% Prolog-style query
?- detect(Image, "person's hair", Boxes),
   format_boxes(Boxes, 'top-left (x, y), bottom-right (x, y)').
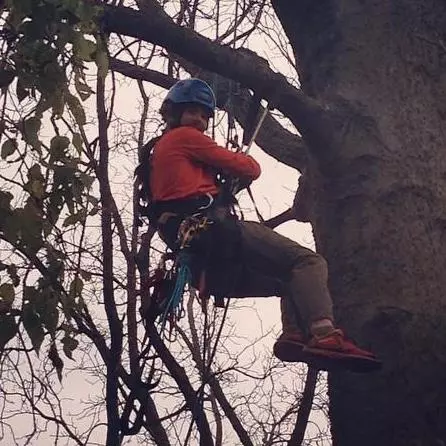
top-left (159, 100), bottom-right (212, 128)
top-left (159, 100), bottom-right (186, 128)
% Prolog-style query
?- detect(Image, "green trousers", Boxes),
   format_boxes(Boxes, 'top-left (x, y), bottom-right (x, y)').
top-left (206, 219), bottom-right (334, 334)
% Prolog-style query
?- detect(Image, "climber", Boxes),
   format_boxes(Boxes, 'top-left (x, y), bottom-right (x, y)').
top-left (137, 78), bottom-right (381, 373)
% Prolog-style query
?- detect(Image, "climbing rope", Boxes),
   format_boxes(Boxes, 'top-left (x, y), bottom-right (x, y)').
top-left (228, 97), bottom-right (269, 223)
top-left (241, 102), bottom-right (269, 156)
top-left (159, 251), bottom-right (191, 332)
top-left (144, 213), bottom-right (212, 339)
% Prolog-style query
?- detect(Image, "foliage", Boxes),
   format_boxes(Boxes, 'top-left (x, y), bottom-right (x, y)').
top-left (0, 0), bottom-right (106, 379)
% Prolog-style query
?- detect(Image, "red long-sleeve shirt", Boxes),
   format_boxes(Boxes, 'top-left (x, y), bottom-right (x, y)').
top-left (150, 126), bottom-right (261, 201)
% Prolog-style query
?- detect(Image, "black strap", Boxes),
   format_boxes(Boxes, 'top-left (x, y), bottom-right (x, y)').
top-left (151, 194), bottom-right (217, 221)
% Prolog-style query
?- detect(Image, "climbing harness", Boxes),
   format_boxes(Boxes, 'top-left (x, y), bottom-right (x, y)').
top-left (177, 215), bottom-right (213, 249)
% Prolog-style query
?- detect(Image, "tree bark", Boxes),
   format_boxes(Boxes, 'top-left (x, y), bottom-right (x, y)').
top-left (273, 1), bottom-right (446, 445)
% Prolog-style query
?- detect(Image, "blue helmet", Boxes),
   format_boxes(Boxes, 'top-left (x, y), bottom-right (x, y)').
top-left (163, 78), bottom-right (216, 116)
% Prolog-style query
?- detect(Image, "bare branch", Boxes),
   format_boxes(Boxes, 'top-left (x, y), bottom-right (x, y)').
top-left (147, 324), bottom-right (214, 444)
top-left (288, 368), bottom-right (319, 446)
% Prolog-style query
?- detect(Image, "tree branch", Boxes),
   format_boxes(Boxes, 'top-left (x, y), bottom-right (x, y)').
top-left (263, 208), bottom-right (297, 229)
top-left (147, 324), bottom-right (214, 445)
top-left (101, 3), bottom-right (334, 157)
top-left (110, 58), bottom-right (308, 171)
top-left (287, 367), bottom-right (319, 446)
top-left (177, 297), bottom-right (254, 446)
top-left (97, 72), bottom-right (122, 446)
top-left (117, 365), bottom-right (172, 446)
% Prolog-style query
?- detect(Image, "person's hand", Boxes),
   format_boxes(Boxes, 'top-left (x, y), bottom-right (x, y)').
top-left (234, 176), bottom-right (253, 192)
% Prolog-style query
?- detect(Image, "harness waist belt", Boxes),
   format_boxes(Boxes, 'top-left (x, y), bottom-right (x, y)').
top-left (150, 193), bottom-right (218, 223)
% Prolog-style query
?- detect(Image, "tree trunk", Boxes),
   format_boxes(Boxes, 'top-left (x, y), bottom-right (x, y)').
top-left (273, 1), bottom-right (446, 445)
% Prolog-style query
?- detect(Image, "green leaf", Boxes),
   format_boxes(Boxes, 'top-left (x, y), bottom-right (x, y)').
top-left (60, 295), bottom-right (74, 321)
top-left (66, 194), bottom-right (75, 215)
top-left (74, 71), bottom-right (94, 101)
top-left (72, 133), bottom-right (83, 153)
top-left (2, 212), bottom-right (20, 245)
top-left (80, 269), bottom-right (92, 281)
top-left (41, 302), bottom-right (59, 335)
top-left (30, 179), bottom-right (45, 199)
top-left (26, 165), bottom-right (45, 199)
top-left (69, 277), bottom-right (83, 299)
top-left (62, 213), bottom-right (78, 227)
top-left (1, 139), bottom-right (17, 160)
top-left (0, 191), bottom-right (13, 209)
top-left (0, 283), bottom-right (15, 312)
top-left (47, 190), bottom-right (64, 228)
top-left (50, 135), bottom-right (70, 163)
top-left (50, 135), bottom-right (70, 151)
top-left (62, 210), bottom-right (86, 227)
top-left (6, 265), bottom-right (20, 287)
top-left (51, 91), bottom-right (65, 118)
top-left (0, 314), bottom-right (18, 350)
top-left (23, 303), bottom-right (45, 354)
top-left (14, 205), bottom-right (44, 253)
top-left (41, 62), bottom-right (65, 95)
top-left (24, 117), bottom-right (41, 133)
top-left (28, 164), bottom-right (44, 181)
top-left (73, 35), bottom-right (96, 62)
top-left (88, 206), bottom-right (100, 216)
top-left (16, 80), bottom-right (29, 102)
top-left (48, 342), bottom-right (64, 382)
top-left (67, 93), bottom-right (86, 127)
top-left (61, 335), bottom-right (78, 360)
top-left (35, 96), bottom-right (52, 118)
top-left (79, 173), bottom-right (95, 189)
top-left (87, 195), bottom-right (99, 206)
top-left (0, 69), bottom-right (15, 88)
top-left (22, 117), bottom-right (42, 151)
top-left (0, 283), bottom-right (14, 300)
top-left (71, 177), bottom-right (83, 202)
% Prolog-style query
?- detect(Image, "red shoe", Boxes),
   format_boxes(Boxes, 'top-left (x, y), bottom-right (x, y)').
top-left (303, 329), bottom-right (382, 373)
top-left (273, 331), bottom-right (307, 362)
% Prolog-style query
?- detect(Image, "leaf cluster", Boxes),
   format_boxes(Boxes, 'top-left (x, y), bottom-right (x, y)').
top-left (0, 1), bottom-right (109, 381)
top-left (0, 0), bottom-right (107, 116)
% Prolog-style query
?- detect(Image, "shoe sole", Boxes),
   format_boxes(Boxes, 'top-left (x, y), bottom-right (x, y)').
top-left (273, 340), bottom-right (306, 362)
top-left (302, 347), bottom-right (382, 373)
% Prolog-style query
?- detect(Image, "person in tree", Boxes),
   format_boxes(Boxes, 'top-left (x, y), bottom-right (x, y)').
top-left (138, 78), bottom-right (381, 373)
